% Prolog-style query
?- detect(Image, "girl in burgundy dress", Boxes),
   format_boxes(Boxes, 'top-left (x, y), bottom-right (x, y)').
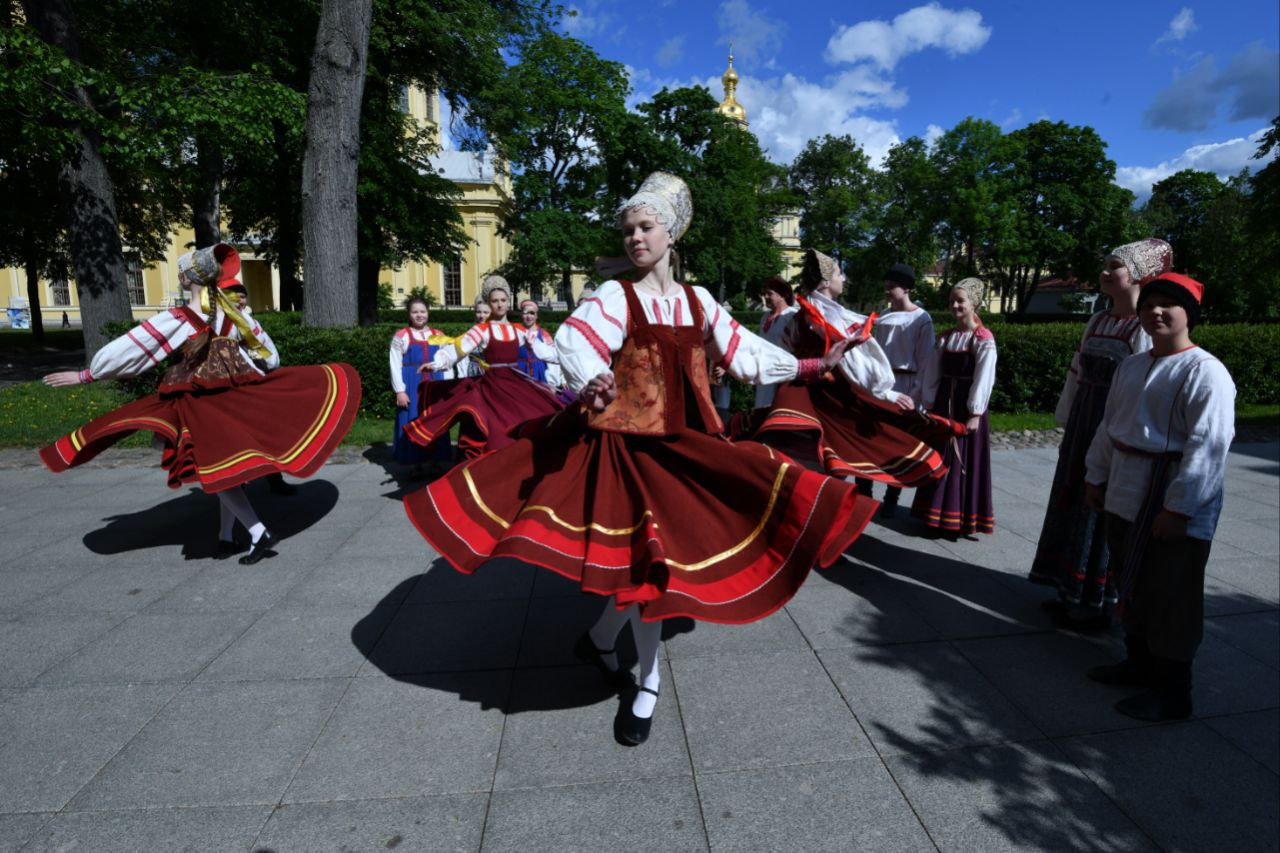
top-left (40, 244), bottom-right (361, 564)
top-left (912, 277), bottom-right (998, 536)
top-left (405, 276), bottom-right (563, 460)
top-left (404, 173), bottom-right (876, 745)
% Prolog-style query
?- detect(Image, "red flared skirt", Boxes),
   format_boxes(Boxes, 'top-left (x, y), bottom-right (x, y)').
top-left (404, 410), bottom-right (877, 624)
top-left (755, 379), bottom-right (959, 487)
top-left (404, 367), bottom-right (563, 459)
top-left (39, 363), bottom-right (362, 493)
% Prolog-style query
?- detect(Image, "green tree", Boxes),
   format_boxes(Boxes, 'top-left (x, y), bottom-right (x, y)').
top-left (929, 118), bottom-right (1012, 285)
top-left (1245, 116), bottom-right (1280, 313)
top-left (470, 30), bottom-right (629, 306)
top-left (1141, 168), bottom-right (1225, 273)
top-left (788, 134), bottom-right (876, 277)
top-left (870, 135), bottom-right (940, 287)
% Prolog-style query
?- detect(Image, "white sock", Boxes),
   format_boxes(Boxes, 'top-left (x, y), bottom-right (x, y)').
top-left (588, 598), bottom-right (632, 672)
top-left (630, 611), bottom-right (662, 719)
top-left (217, 487), bottom-right (263, 540)
top-left (248, 522), bottom-right (267, 543)
top-left (218, 501), bottom-right (236, 541)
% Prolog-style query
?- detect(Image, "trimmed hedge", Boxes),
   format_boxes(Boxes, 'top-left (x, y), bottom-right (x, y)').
top-left (105, 314), bottom-right (1279, 421)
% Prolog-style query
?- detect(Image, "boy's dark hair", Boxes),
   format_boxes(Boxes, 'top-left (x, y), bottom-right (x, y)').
top-left (405, 296), bottom-right (429, 312)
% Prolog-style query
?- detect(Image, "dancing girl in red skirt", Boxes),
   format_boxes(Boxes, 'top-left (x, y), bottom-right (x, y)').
top-left (40, 244), bottom-right (361, 564)
top-left (405, 172), bottom-right (878, 745)
top-left (404, 276), bottom-right (564, 460)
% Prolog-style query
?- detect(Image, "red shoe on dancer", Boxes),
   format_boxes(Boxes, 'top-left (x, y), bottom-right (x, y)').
top-left (40, 244), bottom-right (361, 564)
top-left (403, 276), bottom-right (564, 461)
top-left (405, 172), bottom-right (879, 746)
top-left (754, 248), bottom-right (963, 489)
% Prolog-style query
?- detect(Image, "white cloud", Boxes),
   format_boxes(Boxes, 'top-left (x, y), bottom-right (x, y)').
top-left (657, 35), bottom-right (686, 67)
top-left (924, 124), bottom-right (945, 149)
top-left (825, 2), bottom-right (991, 70)
top-left (561, 2), bottom-right (617, 39)
top-left (999, 108), bottom-right (1023, 129)
top-left (1116, 127), bottom-right (1275, 200)
top-left (1154, 7), bottom-right (1197, 47)
top-left (716, 0), bottom-right (785, 63)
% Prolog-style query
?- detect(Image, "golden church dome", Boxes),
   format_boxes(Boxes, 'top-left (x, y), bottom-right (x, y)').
top-left (717, 47), bottom-right (748, 129)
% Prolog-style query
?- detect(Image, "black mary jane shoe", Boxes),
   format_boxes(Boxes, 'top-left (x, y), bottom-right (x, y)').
top-left (1114, 689), bottom-right (1192, 722)
top-left (238, 529), bottom-right (278, 565)
top-left (615, 686), bottom-right (659, 746)
top-left (213, 539), bottom-right (246, 561)
top-left (574, 633), bottom-right (633, 689)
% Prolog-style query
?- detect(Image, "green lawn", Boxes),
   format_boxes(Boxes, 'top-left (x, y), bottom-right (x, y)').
top-left (0, 328), bottom-right (85, 353)
top-left (0, 379), bottom-right (1274, 449)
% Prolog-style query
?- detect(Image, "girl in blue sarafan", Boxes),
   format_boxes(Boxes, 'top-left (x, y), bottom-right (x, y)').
top-left (389, 297), bottom-right (454, 477)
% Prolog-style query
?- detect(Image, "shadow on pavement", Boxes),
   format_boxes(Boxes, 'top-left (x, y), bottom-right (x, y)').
top-left (361, 442), bottom-right (450, 502)
top-left (351, 558), bottom-right (694, 713)
top-left (826, 531), bottom-right (1275, 850)
top-left (81, 478), bottom-right (340, 559)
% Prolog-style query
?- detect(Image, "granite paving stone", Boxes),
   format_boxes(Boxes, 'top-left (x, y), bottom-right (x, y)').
top-left (697, 758), bottom-right (934, 852)
top-left (284, 674), bottom-right (507, 802)
top-left (495, 662), bottom-right (687, 790)
top-left (819, 643), bottom-right (1041, 756)
top-left (37, 610), bottom-right (262, 685)
top-left (1061, 721), bottom-right (1280, 851)
top-left (0, 612), bottom-right (125, 686)
top-left (1202, 708), bottom-right (1280, 774)
top-left (67, 679), bottom-right (346, 810)
top-left (0, 442), bottom-right (1274, 850)
top-left (0, 684), bottom-right (179, 812)
top-left (197, 606), bottom-right (391, 682)
top-left (252, 795), bottom-right (488, 853)
top-left (24, 805), bottom-right (272, 853)
top-left (885, 739), bottom-right (1156, 852)
top-left (673, 650), bottom-right (873, 772)
top-left (481, 777), bottom-right (707, 852)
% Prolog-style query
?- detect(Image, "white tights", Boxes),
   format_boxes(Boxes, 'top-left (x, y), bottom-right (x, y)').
top-left (588, 597), bottom-right (663, 719)
top-left (217, 486), bottom-right (266, 543)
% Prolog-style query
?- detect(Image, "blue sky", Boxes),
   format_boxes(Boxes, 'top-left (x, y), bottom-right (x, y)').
top-left (555, 0), bottom-right (1279, 200)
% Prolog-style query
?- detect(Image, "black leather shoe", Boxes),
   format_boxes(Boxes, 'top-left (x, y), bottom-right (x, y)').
top-left (1087, 659), bottom-right (1151, 687)
top-left (267, 474), bottom-right (297, 496)
top-left (213, 539), bottom-right (246, 560)
top-left (877, 500), bottom-right (898, 520)
top-left (574, 633), bottom-right (632, 689)
top-left (1115, 689), bottom-right (1192, 722)
top-left (238, 529), bottom-right (278, 565)
top-left (615, 686), bottom-right (659, 746)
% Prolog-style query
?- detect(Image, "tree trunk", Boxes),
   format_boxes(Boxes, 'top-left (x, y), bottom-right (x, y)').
top-left (24, 256), bottom-right (44, 341)
top-left (1019, 259), bottom-right (1044, 315)
top-left (560, 269), bottom-right (575, 310)
top-left (300, 0), bottom-right (371, 327)
top-left (193, 136), bottom-right (222, 248)
top-left (272, 119), bottom-right (303, 311)
top-left (357, 251), bottom-right (380, 326)
top-left (22, 0), bottom-right (133, 356)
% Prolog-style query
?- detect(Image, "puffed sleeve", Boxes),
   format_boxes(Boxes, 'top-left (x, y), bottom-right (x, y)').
top-left (389, 330), bottom-right (408, 394)
top-left (244, 309), bottom-right (280, 371)
top-left (837, 338), bottom-right (899, 401)
top-left (432, 322), bottom-right (490, 370)
top-left (1054, 317), bottom-right (1093, 427)
top-left (920, 333), bottom-right (942, 411)
top-left (520, 326), bottom-right (559, 363)
top-left (968, 330), bottom-right (997, 415)
top-left (555, 281), bottom-right (629, 392)
top-left (1084, 368), bottom-right (1122, 487)
top-left (697, 287), bottom-right (799, 386)
top-left (1163, 359), bottom-right (1236, 519)
top-left (911, 311), bottom-right (935, 402)
top-left (84, 308), bottom-right (203, 381)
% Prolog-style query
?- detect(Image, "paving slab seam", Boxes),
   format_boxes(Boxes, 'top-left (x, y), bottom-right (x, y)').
top-left (475, 568), bottom-right (537, 852)
top-left (1196, 715), bottom-right (1280, 778)
top-left (16, 611), bottom-right (135, 688)
top-left (777, 604), bottom-right (942, 851)
top-left (663, 640), bottom-right (716, 852)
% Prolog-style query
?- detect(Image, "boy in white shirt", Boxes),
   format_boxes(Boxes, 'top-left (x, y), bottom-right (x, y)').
top-left (1084, 273), bottom-right (1235, 721)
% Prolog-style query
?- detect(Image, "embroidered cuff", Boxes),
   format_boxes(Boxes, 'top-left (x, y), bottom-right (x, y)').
top-left (78, 369), bottom-right (93, 384)
top-left (796, 358), bottom-right (825, 382)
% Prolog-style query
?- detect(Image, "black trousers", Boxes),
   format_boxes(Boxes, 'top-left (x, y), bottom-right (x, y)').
top-left (1105, 512), bottom-right (1212, 662)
